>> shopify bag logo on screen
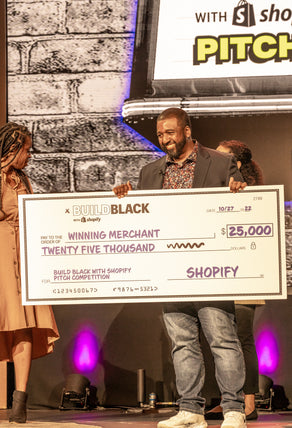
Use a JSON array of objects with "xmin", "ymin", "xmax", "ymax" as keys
[
  {"xmin": 192, "ymin": 0, "xmax": 292, "ymax": 65},
  {"xmin": 233, "ymin": 0, "xmax": 256, "ymax": 27}
]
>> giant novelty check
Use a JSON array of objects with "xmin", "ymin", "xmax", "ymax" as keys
[{"xmin": 19, "ymin": 185, "xmax": 287, "ymax": 305}]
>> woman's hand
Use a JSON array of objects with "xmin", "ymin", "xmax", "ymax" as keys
[{"xmin": 229, "ymin": 176, "xmax": 247, "ymax": 193}]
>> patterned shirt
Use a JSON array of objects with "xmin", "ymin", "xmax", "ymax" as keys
[{"xmin": 162, "ymin": 142, "xmax": 198, "ymax": 189}]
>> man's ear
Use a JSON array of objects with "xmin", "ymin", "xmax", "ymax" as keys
[
  {"xmin": 184, "ymin": 126, "xmax": 192, "ymax": 139},
  {"xmin": 237, "ymin": 160, "xmax": 242, "ymax": 169}
]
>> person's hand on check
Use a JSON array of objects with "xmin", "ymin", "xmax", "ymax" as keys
[
  {"xmin": 229, "ymin": 177, "xmax": 247, "ymax": 193},
  {"xmin": 113, "ymin": 181, "xmax": 133, "ymax": 198}
]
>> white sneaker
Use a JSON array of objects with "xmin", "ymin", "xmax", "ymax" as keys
[
  {"xmin": 157, "ymin": 410, "xmax": 208, "ymax": 428},
  {"xmin": 221, "ymin": 411, "xmax": 247, "ymax": 428}
]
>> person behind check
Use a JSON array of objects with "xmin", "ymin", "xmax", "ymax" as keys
[
  {"xmin": 216, "ymin": 139, "xmax": 264, "ymax": 421},
  {"xmin": 113, "ymin": 107, "xmax": 248, "ymax": 428}
]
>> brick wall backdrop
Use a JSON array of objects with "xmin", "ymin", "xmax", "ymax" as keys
[{"xmin": 7, "ymin": 0, "xmax": 163, "ymax": 194}]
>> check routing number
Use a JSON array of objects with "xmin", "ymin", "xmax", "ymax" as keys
[{"xmin": 19, "ymin": 185, "xmax": 287, "ymax": 305}]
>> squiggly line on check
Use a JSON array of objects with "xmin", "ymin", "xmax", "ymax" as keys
[{"xmin": 167, "ymin": 242, "xmax": 205, "ymax": 249}]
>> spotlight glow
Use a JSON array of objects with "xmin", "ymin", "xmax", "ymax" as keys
[
  {"xmin": 256, "ymin": 329, "xmax": 279, "ymax": 375},
  {"xmin": 73, "ymin": 328, "xmax": 99, "ymax": 373}
]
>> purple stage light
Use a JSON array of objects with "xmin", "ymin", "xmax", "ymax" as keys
[
  {"xmin": 255, "ymin": 329, "xmax": 279, "ymax": 375},
  {"xmin": 73, "ymin": 327, "xmax": 99, "ymax": 373}
]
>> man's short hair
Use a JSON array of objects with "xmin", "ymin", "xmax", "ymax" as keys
[{"xmin": 157, "ymin": 108, "xmax": 192, "ymax": 131}]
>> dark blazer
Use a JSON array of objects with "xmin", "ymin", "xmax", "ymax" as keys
[
  {"xmin": 136, "ymin": 142, "xmax": 243, "ymax": 312},
  {"xmin": 137, "ymin": 142, "xmax": 243, "ymax": 190}
]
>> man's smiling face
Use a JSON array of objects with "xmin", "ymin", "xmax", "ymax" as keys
[{"xmin": 157, "ymin": 116, "xmax": 189, "ymax": 160}]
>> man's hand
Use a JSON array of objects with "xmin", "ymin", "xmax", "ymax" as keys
[
  {"xmin": 112, "ymin": 181, "xmax": 133, "ymax": 198},
  {"xmin": 229, "ymin": 176, "xmax": 247, "ymax": 193}
]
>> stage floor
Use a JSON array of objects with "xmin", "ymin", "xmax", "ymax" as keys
[{"xmin": 1, "ymin": 408, "xmax": 292, "ymax": 427}]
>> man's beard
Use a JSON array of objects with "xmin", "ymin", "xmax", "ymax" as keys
[{"xmin": 162, "ymin": 136, "xmax": 187, "ymax": 160}]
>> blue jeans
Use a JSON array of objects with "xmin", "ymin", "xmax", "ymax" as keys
[{"xmin": 163, "ymin": 304, "xmax": 245, "ymax": 415}]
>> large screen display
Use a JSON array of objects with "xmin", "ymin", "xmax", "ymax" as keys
[
  {"xmin": 127, "ymin": 0, "xmax": 292, "ymax": 107},
  {"xmin": 154, "ymin": 0, "xmax": 292, "ymax": 80}
]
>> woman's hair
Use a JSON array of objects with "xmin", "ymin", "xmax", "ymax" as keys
[
  {"xmin": 218, "ymin": 140, "xmax": 264, "ymax": 186},
  {"xmin": 0, "ymin": 122, "xmax": 31, "ymax": 220},
  {"xmin": 0, "ymin": 122, "xmax": 31, "ymax": 167}
]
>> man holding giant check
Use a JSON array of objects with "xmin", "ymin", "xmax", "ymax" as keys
[{"xmin": 113, "ymin": 108, "xmax": 248, "ymax": 428}]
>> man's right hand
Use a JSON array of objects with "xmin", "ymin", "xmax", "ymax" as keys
[{"xmin": 112, "ymin": 181, "xmax": 133, "ymax": 198}]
